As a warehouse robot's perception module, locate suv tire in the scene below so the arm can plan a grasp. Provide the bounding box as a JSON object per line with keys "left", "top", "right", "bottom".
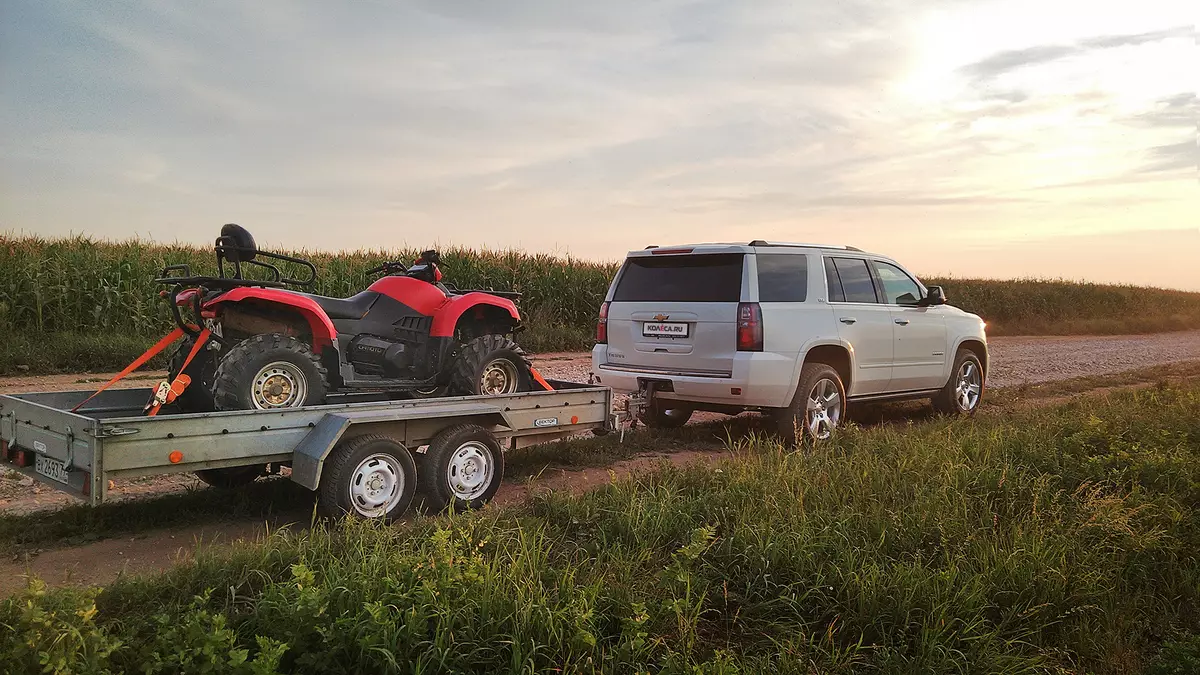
{"left": 772, "top": 363, "right": 846, "bottom": 444}
{"left": 639, "top": 401, "right": 693, "bottom": 429}
{"left": 932, "top": 348, "right": 984, "bottom": 416}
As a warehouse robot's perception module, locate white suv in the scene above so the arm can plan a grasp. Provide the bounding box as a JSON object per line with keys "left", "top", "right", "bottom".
{"left": 591, "top": 241, "right": 988, "bottom": 441}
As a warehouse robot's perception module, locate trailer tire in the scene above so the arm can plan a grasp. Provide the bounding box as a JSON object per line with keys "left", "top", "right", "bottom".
{"left": 319, "top": 435, "right": 417, "bottom": 521}
{"left": 451, "top": 335, "right": 532, "bottom": 396}
{"left": 417, "top": 424, "right": 504, "bottom": 512}
{"left": 212, "top": 333, "right": 328, "bottom": 411}
{"left": 195, "top": 465, "right": 263, "bottom": 489}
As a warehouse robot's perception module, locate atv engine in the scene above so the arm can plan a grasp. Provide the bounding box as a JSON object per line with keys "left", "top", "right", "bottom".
{"left": 348, "top": 335, "right": 415, "bottom": 378}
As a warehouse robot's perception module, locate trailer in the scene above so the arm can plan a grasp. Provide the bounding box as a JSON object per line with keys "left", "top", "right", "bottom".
{"left": 0, "top": 381, "right": 613, "bottom": 520}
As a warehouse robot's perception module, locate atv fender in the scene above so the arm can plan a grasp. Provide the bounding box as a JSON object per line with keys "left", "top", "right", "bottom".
{"left": 430, "top": 293, "right": 520, "bottom": 338}
{"left": 205, "top": 287, "right": 337, "bottom": 350}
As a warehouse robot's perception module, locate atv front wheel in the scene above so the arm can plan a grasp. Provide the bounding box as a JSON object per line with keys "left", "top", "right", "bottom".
{"left": 212, "top": 334, "right": 329, "bottom": 410}
{"left": 451, "top": 335, "right": 532, "bottom": 396}
{"left": 167, "top": 337, "right": 218, "bottom": 412}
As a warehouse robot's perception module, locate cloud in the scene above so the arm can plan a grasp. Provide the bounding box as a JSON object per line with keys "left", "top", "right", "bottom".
{"left": 1143, "top": 140, "right": 1197, "bottom": 173}
{"left": 960, "top": 25, "right": 1192, "bottom": 81}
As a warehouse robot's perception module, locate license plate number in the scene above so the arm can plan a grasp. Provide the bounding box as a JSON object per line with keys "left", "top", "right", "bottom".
{"left": 643, "top": 322, "right": 688, "bottom": 337}
{"left": 35, "top": 454, "right": 69, "bottom": 484}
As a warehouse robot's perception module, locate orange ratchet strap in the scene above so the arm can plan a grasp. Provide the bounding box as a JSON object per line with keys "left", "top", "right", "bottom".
{"left": 69, "top": 326, "right": 201, "bottom": 414}
{"left": 529, "top": 366, "right": 554, "bottom": 391}
{"left": 144, "top": 328, "right": 210, "bottom": 416}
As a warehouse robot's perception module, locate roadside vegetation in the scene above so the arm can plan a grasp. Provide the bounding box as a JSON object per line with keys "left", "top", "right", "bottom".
{"left": 3, "top": 377, "right": 1198, "bottom": 673}
{"left": 4, "top": 234, "right": 1200, "bottom": 375}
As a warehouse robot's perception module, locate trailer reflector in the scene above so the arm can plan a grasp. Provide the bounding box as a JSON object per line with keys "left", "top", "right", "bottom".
{"left": 169, "top": 451, "right": 183, "bottom": 464}
{"left": 0, "top": 439, "right": 9, "bottom": 461}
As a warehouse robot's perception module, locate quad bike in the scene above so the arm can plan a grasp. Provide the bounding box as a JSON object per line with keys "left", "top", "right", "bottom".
{"left": 155, "top": 224, "right": 546, "bottom": 423}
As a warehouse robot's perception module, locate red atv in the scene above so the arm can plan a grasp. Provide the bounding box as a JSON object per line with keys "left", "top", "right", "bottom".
{"left": 158, "top": 224, "right": 537, "bottom": 412}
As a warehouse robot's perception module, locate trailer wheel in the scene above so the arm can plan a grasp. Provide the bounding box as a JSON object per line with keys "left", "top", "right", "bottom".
{"left": 318, "top": 434, "right": 417, "bottom": 521}
{"left": 417, "top": 424, "right": 504, "bottom": 512}
{"left": 195, "top": 465, "right": 263, "bottom": 489}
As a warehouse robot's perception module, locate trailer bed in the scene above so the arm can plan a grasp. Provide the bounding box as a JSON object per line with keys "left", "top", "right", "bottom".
{"left": 0, "top": 381, "right": 612, "bottom": 508}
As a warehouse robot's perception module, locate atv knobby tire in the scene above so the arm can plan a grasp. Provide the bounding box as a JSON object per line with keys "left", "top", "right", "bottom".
{"left": 212, "top": 333, "right": 328, "bottom": 410}
{"left": 451, "top": 335, "right": 532, "bottom": 396}
{"left": 167, "top": 337, "right": 218, "bottom": 412}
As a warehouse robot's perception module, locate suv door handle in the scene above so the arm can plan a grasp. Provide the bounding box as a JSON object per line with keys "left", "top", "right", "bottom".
{"left": 894, "top": 319, "right": 910, "bottom": 326}
{"left": 839, "top": 317, "right": 857, "bottom": 325}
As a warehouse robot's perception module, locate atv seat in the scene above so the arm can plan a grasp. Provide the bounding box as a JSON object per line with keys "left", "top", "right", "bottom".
{"left": 298, "top": 291, "right": 378, "bottom": 320}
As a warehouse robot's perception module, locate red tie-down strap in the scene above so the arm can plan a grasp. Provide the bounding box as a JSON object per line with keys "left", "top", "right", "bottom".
{"left": 70, "top": 326, "right": 212, "bottom": 415}
{"left": 144, "top": 328, "right": 211, "bottom": 416}
{"left": 528, "top": 365, "right": 554, "bottom": 391}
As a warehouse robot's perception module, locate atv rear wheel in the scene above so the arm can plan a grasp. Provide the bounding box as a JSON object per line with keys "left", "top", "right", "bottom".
{"left": 451, "top": 335, "right": 532, "bottom": 396}
{"left": 167, "top": 337, "right": 218, "bottom": 412}
{"left": 212, "top": 334, "right": 328, "bottom": 410}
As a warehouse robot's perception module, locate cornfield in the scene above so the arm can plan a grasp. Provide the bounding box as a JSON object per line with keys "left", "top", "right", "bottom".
{"left": 2, "top": 234, "right": 1199, "bottom": 373}
{"left": 0, "top": 234, "right": 618, "bottom": 351}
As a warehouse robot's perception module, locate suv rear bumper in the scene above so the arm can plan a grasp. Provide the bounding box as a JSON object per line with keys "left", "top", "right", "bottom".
{"left": 591, "top": 346, "right": 794, "bottom": 409}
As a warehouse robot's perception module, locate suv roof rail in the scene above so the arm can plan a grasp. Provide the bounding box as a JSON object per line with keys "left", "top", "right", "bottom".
{"left": 644, "top": 245, "right": 658, "bottom": 250}
{"left": 748, "top": 240, "right": 863, "bottom": 252}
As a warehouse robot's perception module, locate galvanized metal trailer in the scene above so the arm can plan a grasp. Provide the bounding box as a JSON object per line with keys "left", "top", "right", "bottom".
{"left": 0, "top": 381, "right": 612, "bottom": 519}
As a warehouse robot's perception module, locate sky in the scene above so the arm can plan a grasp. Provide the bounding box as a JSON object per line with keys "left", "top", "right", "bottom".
{"left": 1, "top": 0, "right": 1196, "bottom": 289}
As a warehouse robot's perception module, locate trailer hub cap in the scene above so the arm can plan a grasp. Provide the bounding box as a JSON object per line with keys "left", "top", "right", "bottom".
{"left": 350, "top": 453, "right": 404, "bottom": 517}
{"left": 447, "top": 441, "right": 494, "bottom": 501}
{"left": 252, "top": 361, "right": 307, "bottom": 409}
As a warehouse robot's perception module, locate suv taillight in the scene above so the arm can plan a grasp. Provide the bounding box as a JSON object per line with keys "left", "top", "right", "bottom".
{"left": 737, "top": 302, "right": 763, "bottom": 351}
{"left": 596, "top": 301, "right": 610, "bottom": 344}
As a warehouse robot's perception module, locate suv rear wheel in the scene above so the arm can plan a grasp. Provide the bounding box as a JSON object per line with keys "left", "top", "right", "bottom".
{"left": 772, "top": 363, "right": 845, "bottom": 444}
{"left": 639, "top": 401, "right": 693, "bottom": 429}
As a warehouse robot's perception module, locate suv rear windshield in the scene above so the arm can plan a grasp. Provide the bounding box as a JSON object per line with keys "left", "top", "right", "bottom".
{"left": 612, "top": 253, "right": 744, "bottom": 303}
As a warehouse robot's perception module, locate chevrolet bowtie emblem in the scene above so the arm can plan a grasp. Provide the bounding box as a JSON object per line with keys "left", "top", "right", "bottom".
{"left": 653, "top": 314, "right": 670, "bottom": 321}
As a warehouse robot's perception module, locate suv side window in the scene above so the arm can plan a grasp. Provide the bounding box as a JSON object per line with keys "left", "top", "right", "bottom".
{"left": 756, "top": 254, "right": 808, "bottom": 302}
{"left": 874, "top": 261, "right": 922, "bottom": 305}
{"left": 824, "top": 258, "right": 845, "bottom": 302}
{"left": 829, "top": 257, "right": 878, "bottom": 303}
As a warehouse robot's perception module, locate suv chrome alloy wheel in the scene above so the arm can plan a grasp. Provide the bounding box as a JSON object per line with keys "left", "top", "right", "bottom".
{"left": 955, "top": 360, "right": 982, "bottom": 412}
{"left": 350, "top": 453, "right": 405, "bottom": 518}
{"left": 252, "top": 361, "right": 308, "bottom": 409}
{"left": 446, "top": 440, "right": 494, "bottom": 501}
{"left": 479, "top": 359, "right": 519, "bottom": 395}
{"left": 806, "top": 377, "right": 842, "bottom": 440}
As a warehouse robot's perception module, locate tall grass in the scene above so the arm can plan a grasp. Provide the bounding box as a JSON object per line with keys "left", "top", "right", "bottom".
{"left": 2, "top": 235, "right": 1199, "bottom": 374}
{"left": 3, "top": 383, "right": 1198, "bottom": 673}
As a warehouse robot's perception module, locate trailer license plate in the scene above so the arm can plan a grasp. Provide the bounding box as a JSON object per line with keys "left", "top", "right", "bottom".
{"left": 643, "top": 322, "right": 688, "bottom": 337}
{"left": 35, "top": 454, "right": 69, "bottom": 484}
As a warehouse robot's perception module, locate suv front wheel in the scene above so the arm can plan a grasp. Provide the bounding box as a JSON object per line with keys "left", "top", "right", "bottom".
{"left": 772, "top": 363, "right": 845, "bottom": 444}
{"left": 932, "top": 349, "right": 984, "bottom": 415}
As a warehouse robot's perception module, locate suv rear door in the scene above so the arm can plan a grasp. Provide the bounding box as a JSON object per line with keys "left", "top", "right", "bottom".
{"left": 823, "top": 256, "right": 894, "bottom": 395}
{"left": 603, "top": 251, "right": 744, "bottom": 376}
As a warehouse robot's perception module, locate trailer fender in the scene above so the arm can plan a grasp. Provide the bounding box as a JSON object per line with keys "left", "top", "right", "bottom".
{"left": 289, "top": 404, "right": 512, "bottom": 490}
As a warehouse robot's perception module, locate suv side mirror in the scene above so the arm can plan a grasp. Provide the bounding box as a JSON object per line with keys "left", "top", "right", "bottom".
{"left": 922, "top": 286, "right": 947, "bottom": 306}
